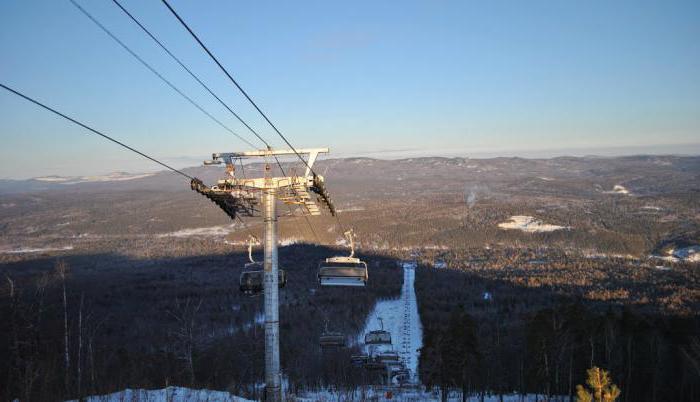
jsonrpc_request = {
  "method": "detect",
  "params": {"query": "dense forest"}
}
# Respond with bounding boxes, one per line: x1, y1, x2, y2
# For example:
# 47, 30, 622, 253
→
416, 265, 700, 402
0, 244, 402, 401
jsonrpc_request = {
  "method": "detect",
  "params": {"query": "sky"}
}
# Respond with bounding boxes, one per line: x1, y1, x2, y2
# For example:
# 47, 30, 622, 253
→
1, 0, 699, 179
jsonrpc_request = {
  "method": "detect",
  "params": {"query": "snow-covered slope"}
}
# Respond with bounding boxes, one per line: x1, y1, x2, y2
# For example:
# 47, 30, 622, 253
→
498, 215, 567, 233
357, 261, 423, 381
67, 386, 251, 402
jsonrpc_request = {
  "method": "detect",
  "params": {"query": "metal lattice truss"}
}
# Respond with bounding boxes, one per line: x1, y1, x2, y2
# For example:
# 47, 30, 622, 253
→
191, 148, 335, 220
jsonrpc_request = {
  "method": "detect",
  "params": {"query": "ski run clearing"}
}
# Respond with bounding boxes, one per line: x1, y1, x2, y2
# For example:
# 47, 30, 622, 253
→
356, 261, 423, 382
498, 215, 568, 233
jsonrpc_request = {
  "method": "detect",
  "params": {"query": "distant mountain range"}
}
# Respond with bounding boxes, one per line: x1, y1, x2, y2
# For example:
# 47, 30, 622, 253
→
1, 154, 698, 196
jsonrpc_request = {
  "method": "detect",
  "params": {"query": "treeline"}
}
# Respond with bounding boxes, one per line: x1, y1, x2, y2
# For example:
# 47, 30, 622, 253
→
0, 244, 402, 401
416, 266, 700, 401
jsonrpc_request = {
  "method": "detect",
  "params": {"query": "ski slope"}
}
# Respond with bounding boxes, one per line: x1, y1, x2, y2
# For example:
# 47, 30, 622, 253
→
358, 261, 423, 381
66, 387, 251, 402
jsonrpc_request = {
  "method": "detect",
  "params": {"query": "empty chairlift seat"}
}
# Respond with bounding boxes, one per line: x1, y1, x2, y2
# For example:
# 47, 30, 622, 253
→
364, 330, 392, 345
318, 256, 368, 287
351, 354, 370, 367
363, 357, 386, 371
239, 262, 287, 295
319, 332, 346, 348
377, 350, 400, 363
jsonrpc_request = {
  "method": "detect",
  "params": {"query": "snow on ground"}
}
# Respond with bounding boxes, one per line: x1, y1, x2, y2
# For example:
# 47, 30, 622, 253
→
157, 224, 237, 238
34, 176, 71, 182
336, 206, 366, 212
66, 386, 251, 402
35, 172, 155, 184
672, 246, 700, 262
0, 245, 74, 254
296, 388, 559, 402
603, 185, 630, 195
584, 252, 638, 260
357, 261, 423, 382
279, 237, 300, 246
498, 216, 567, 233
649, 246, 700, 263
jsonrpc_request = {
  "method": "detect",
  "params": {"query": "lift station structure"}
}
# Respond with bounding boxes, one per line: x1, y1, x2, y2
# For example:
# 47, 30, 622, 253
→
192, 147, 334, 402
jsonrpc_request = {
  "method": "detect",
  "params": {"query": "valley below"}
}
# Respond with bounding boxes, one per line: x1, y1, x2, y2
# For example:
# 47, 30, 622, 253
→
1, 155, 699, 401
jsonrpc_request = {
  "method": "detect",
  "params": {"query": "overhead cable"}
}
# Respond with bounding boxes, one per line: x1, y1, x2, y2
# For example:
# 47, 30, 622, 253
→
0, 82, 194, 180
109, 0, 270, 148
68, 0, 257, 149
159, 0, 317, 174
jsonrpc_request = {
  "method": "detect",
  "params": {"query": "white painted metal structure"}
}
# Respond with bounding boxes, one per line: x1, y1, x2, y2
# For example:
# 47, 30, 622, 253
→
203, 147, 332, 402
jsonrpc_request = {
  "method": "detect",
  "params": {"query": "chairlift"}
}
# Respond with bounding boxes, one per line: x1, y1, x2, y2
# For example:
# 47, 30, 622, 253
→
240, 236, 286, 295
363, 357, 386, 371
364, 318, 392, 345
319, 320, 346, 349
393, 369, 410, 384
318, 229, 368, 287
351, 354, 370, 367
377, 350, 400, 363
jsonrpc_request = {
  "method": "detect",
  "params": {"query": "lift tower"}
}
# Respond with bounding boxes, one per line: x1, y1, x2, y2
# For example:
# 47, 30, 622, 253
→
193, 147, 334, 402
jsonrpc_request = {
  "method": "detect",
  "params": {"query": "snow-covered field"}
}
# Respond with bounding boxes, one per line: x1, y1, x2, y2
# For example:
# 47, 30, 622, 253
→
0, 245, 74, 254
296, 388, 559, 402
603, 184, 630, 195
73, 386, 558, 402
35, 172, 155, 184
157, 224, 237, 238
497, 216, 567, 233
357, 261, 423, 381
650, 246, 700, 263
66, 387, 251, 402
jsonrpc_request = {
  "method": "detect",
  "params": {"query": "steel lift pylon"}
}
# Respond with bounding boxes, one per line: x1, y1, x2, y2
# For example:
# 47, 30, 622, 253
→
192, 147, 334, 402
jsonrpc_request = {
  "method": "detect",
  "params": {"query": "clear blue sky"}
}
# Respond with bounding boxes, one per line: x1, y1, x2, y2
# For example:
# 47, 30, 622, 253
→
1, 0, 699, 178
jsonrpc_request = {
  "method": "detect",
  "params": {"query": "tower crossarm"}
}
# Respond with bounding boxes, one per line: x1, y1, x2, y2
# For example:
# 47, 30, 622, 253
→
207, 147, 329, 179
216, 175, 315, 190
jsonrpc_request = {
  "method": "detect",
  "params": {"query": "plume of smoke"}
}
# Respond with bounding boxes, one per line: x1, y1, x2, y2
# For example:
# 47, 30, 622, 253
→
464, 183, 488, 208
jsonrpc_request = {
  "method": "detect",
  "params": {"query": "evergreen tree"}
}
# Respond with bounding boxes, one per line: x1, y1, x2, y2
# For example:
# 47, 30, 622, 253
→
576, 367, 621, 402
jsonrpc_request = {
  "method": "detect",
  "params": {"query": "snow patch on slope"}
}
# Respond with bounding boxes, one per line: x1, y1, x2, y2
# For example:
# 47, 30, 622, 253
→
0, 246, 74, 254
498, 216, 567, 233
604, 184, 630, 195
158, 224, 237, 238
34, 172, 155, 184
650, 246, 700, 263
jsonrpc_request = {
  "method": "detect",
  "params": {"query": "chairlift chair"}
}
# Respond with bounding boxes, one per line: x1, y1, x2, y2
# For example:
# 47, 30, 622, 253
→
239, 236, 286, 295
351, 354, 370, 367
319, 320, 346, 348
377, 350, 400, 363
319, 332, 345, 348
363, 357, 386, 371
318, 229, 368, 287
364, 318, 392, 345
